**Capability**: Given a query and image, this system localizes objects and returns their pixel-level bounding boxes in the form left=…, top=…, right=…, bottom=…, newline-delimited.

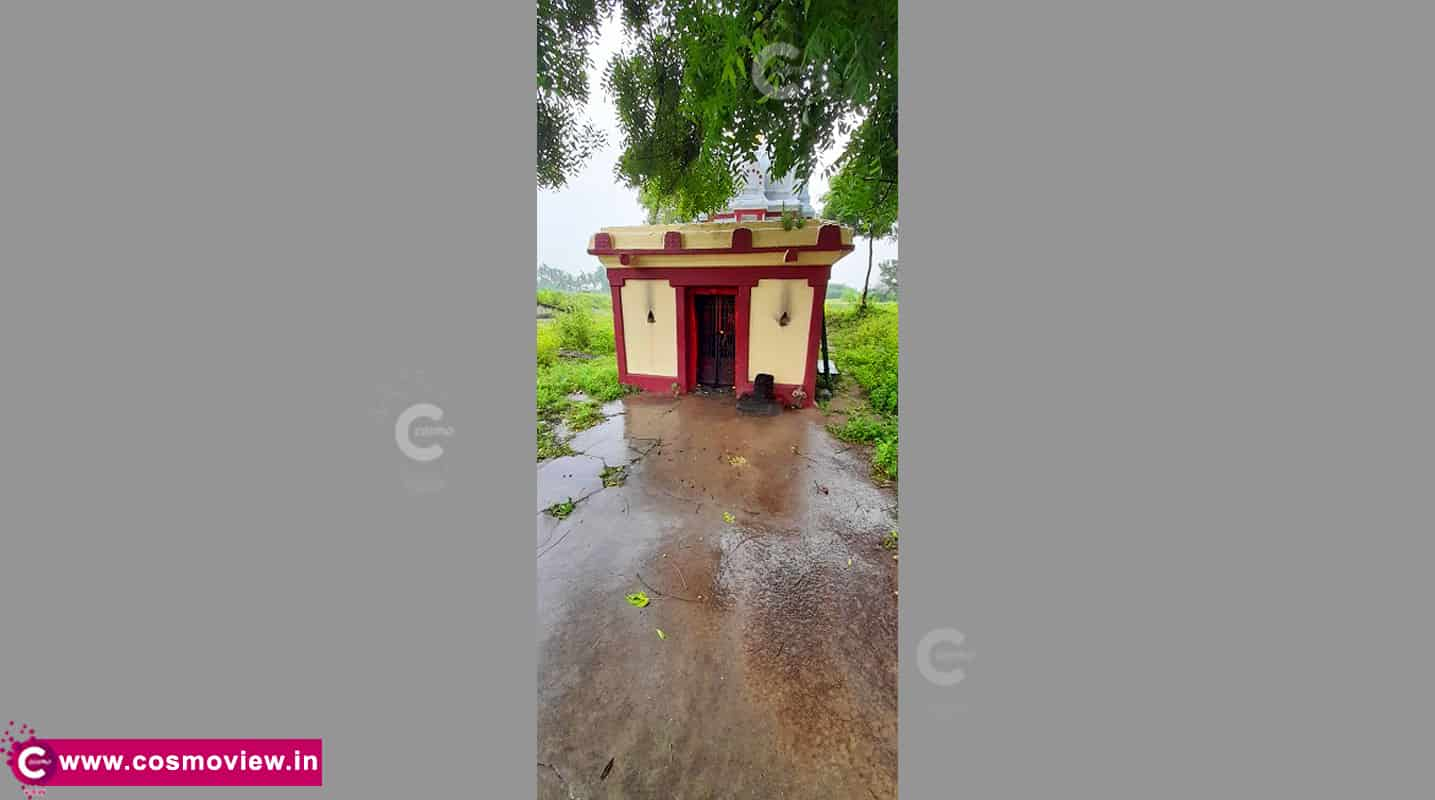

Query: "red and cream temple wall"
left=589, top=220, right=854, bottom=408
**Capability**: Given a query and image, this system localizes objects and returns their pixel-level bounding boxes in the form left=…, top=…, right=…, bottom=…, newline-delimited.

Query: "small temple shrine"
left=588, top=153, right=854, bottom=409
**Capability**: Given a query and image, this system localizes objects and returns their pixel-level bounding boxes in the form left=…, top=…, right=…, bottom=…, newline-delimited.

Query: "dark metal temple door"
left=716, top=295, right=735, bottom=386
left=695, top=294, right=736, bottom=387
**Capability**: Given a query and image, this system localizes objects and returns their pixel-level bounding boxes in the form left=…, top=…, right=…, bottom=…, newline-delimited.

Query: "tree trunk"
left=859, top=230, right=874, bottom=309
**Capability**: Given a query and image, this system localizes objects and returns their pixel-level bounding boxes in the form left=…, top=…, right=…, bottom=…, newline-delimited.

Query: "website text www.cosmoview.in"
left=8, top=738, right=322, bottom=787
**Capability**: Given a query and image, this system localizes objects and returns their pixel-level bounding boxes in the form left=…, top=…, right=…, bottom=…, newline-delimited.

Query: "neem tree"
left=821, top=156, right=897, bottom=308
left=537, top=0, right=898, bottom=226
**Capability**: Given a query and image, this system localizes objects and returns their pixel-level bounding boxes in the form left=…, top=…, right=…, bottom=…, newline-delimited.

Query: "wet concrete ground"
left=537, top=392, right=898, bottom=799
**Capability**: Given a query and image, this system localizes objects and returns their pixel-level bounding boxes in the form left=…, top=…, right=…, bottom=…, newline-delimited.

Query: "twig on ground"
left=538, top=761, right=577, bottom=799
left=536, top=522, right=579, bottom=560
left=636, top=571, right=700, bottom=603
left=668, top=559, right=690, bottom=591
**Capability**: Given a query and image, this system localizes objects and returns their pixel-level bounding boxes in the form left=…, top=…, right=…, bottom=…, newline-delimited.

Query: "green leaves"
left=823, top=302, right=899, bottom=479
left=820, top=147, right=898, bottom=239
left=546, top=498, right=577, bottom=519
left=539, top=0, right=899, bottom=215
left=537, top=0, right=619, bottom=188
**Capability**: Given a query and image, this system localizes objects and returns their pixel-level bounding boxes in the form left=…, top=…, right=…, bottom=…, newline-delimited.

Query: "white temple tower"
left=706, top=150, right=817, bottom=222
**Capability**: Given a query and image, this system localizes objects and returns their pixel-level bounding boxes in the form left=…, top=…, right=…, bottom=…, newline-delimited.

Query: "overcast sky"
left=536, top=13, right=897, bottom=289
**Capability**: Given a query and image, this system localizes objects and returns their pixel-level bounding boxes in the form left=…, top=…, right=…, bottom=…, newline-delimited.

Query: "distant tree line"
left=537, top=263, right=609, bottom=293
left=828, top=259, right=897, bottom=303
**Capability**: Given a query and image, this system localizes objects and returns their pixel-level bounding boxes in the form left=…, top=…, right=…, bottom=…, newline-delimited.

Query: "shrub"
left=829, top=411, right=897, bottom=445
left=827, top=306, right=898, bottom=415
left=536, top=323, right=560, bottom=366
left=589, top=315, right=616, bottom=354
left=536, top=288, right=568, bottom=310
left=873, top=436, right=898, bottom=480
left=825, top=302, right=899, bottom=479
left=549, top=307, right=616, bottom=356
left=554, top=308, right=596, bottom=352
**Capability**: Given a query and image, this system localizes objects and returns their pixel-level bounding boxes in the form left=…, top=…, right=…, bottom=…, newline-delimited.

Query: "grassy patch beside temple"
left=537, top=291, right=629, bottom=460
left=823, top=302, right=899, bottom=481
left=537, top=420, right=574, bottom=461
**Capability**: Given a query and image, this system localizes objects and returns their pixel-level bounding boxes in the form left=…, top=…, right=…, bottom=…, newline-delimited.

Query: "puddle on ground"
left=536, top=391, right=898, bottom=799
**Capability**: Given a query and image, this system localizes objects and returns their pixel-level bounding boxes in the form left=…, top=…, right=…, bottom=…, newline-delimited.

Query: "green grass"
left=564, top=400, right=606, bottom=431
left=538, top=357, right=626, bottom=415
left=546, top=497, right=576, bottom=518
left=537, top=420, right=574, bottom=461
left=538, top=289, right=610, bottom=313
left=600, top=465, right=627, bottom=487
left=825, top=302, right=899, bottom=480
left=538, top=308, right=614, bottom=367
left=537, top=291, right=630, bottom=460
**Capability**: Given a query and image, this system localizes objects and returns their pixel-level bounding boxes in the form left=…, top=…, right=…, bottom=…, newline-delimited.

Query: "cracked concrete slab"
left=537, top=453, right=608, bottom=513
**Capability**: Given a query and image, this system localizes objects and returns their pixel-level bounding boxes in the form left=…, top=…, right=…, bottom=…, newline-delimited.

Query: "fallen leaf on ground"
left=722, top=511, right=735, bottom=524
left=626, top=592, right=650, bottom=608
left=655, top=628, right=667, bottom=640
left=847, top=557, right=853, bottom=567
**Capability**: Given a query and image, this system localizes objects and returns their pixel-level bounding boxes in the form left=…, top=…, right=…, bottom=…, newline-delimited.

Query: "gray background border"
left=904, top=1, right=1432, bottom=796
left=1, top=2, right=533, bottom=797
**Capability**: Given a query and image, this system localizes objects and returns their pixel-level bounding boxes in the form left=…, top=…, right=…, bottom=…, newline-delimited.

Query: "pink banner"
left=8, top=738, right=322, bottom=787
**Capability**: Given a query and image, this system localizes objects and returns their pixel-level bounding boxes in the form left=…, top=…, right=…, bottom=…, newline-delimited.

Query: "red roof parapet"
left=731, top=227, right=754, bottom=251
left=588, top=223, right=853, bottom=257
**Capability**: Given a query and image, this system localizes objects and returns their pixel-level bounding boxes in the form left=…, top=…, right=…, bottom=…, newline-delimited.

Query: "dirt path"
left=537, top=393, right=898, bottom=799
